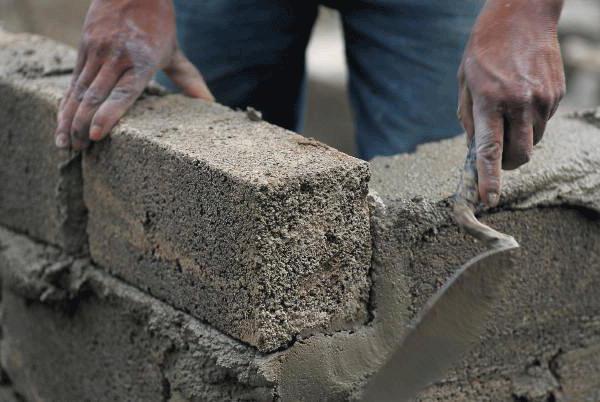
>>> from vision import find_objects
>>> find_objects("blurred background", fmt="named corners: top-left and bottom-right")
top-left (1, 0), bottom-right (599, 156)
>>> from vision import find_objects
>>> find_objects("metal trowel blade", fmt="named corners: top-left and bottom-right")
top-left (361, 245), bottom-right (519, 402)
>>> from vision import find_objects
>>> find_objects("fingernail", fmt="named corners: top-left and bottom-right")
top-left (55, 133), bottom-right (69, 148)
top-left (488, 192), bottom-right (500, 207)
top-left (90, 125), bottom-right (102, 141)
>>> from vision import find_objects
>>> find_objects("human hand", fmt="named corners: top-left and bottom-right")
top-left (55, 0), bottom-right (213, 150)
top-left (457, 0), bottom-right (565, 206)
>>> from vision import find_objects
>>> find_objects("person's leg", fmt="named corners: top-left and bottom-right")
top-left (340, 0), bottom-right (484, 160)
top-left (157, 0), bottom-right (319, 131)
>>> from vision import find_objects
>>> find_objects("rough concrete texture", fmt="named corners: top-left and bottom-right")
top-left (0, 226), bottom-right (275, 402)
top-left (2, 29), bottom-right (600, 402)
top-left (0, 29), bottom-right (76, 78)
top-left (0, 29), bottom-right (372, 352)
top-left (0, 31), bottom-right (86, 254)
top-left (83, 91), bottom-right (371, 353)
top-left (259, 115), bottom-right (600, 401)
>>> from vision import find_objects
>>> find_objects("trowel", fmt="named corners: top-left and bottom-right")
top-left (361, 139), bottom-right (520, 402)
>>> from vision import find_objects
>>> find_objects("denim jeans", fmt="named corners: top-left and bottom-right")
top-left (158, 0), bottom-right (483, 160)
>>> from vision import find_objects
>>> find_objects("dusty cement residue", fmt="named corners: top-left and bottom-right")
top-left (0, 29), bottom-right (76, 78)
top-left (0, 227), bottom-right (275, 402)
top-left (0, 75), bottom-right (88, 254)
top-left (264, 115), bottom-right (600, 401)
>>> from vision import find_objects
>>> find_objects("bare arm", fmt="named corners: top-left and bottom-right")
top-left (55, 0), bottom-right (213, 150)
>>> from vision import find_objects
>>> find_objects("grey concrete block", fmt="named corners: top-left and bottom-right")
top-left (0, 31), bottom-right (86, 254)
top-left (83, 94), bottom-right (372, 352)
top-left (0, 226), bottom-right (274, 402)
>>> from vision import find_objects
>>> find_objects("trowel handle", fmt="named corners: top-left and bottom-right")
top-left (455, 137), bottom-right (479, 212)
top-left (453, 138), bottom-right (519, 249)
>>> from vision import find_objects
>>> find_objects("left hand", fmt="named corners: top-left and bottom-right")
top-left (457, 0), bottom-right (566, 207)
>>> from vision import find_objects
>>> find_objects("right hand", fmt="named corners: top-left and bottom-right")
top-left (55, 0), bottom-right (214, 150)
top-left (457, 0), bottom-right (565, 207)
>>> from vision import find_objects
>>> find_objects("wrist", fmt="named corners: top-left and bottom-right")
top-left (484, 0), bottom-right (564, 26)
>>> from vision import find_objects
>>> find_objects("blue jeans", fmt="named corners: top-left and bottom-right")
top-left (158, 0), bottom-right (483, 160)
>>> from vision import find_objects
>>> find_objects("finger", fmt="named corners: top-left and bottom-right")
top-left (69, 61), bottom-right (104, 150)
top-left (55, 46), bottom-right (87, 148)
top-left (533, 118), bottom-right (547, 146)
top-left (72, 41), bottom-right (88, 79)
top-left (163, 49), bottom-right (214, 101)
top-left (458, 86), bottom-right (475, 142)
top-left (532, 96), bottom-right (554, 146)
top-left (549, 82), bottom-right (566, 120)
top-left (503, 108), bottom-right (534, 170)
top-left (57, 59), bottom-right (101, 150)
top-left (473, 100), bottom-right (504, 207)
top-left (59, 43), bottom-right (87, 113)
top-left (70, 62), bottom-right (122, 145)
top-left (89, 69), bottom-right (150, 141)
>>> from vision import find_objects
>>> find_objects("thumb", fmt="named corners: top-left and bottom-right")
top-left (163, 49), bottom-right (214, 101)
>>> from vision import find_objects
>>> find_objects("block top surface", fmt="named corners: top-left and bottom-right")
top-left (0, 29), bottom-right (368, 186)
top-left (115, 95), bottom-right (368, 186)
top-left (0, 30), bottom-right (76, 78)
top-left (370, 115), bottom-right (600, 211)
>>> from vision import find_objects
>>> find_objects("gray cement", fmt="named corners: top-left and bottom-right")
top-left (0, 29), bottom-right (373, 353)
top-left (0, 29), bottom-right (76, 78)
top-left (0, 226), bottom-right (275, 402)
top-left (264, 115), bottom-right (600, 401)
top-left (1, 29), bottom-right (600, 402)
top-left (82, 89), bottom-right (372, 353)
top-left (0, 53), bottom-right (86, 255)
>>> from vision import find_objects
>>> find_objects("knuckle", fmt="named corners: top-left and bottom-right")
top-left (506, 89), bottom-right (533, 107)
top-left (83, 89), bottom-right (105, 107)
top-left (82, 37), bottom-right (100, 54)
top-left (70, 117), bottom-right (85, 133)
top-left (477, 140), bottom-right (502, 162)
top-left (82, 35), bottom-right (112, 59)
top-left (110, 47), bottom-right (127, 62)
top-left (73, 81), bottom-right (89, 100)
top-left (109, 86), bottom-right (135, 102)
top-left (476, 86), bottom-right (499, 102)
top-left (91, 114), bottom-right (108, 129)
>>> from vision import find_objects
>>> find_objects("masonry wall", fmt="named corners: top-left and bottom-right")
top-left (1, 30), bottom-right (600, 402)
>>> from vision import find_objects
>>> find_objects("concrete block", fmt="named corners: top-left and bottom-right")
top-left (0, 227), bottom-right (274, 402)
top-left (0, 31), bottom-right (86, 254)
top-left (83, 94), bottom-right (371, 352)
